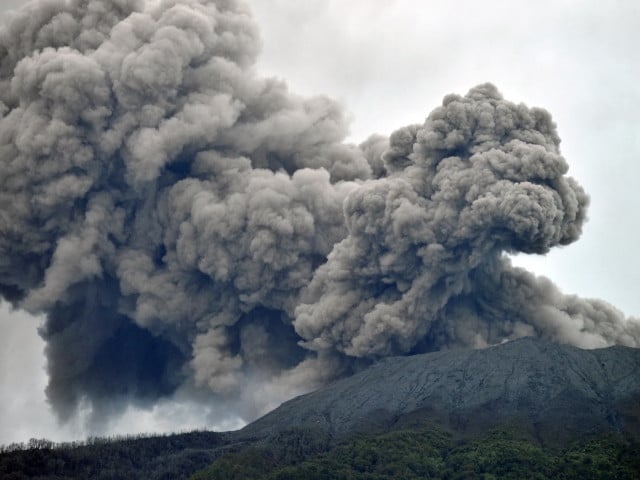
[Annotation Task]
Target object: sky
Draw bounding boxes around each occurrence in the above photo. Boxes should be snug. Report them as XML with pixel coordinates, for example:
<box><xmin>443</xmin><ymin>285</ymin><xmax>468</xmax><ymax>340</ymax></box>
<box><xmin>1</xmin><ymin>0</ymin><xmax>639</xmax><ymax>445</ymax></box>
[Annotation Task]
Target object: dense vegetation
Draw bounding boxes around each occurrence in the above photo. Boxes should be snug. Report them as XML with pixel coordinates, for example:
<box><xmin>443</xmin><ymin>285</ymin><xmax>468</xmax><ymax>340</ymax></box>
<box><xmin>3</xmin><ymin>425</ymin><xmax>639</xmax><ymax>479</ymax></box>
<box><xmin>191</xmin><ymin>427</ymin><xmax>640</xmax><ymax>480</ymax></box>
<box><xmin>0</xmin><ymin>431</ymin><xmax>227</xmax><ymax>480</ymax></box>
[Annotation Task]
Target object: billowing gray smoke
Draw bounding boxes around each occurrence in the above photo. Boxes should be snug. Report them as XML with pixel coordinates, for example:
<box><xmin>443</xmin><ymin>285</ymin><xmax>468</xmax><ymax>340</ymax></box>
<box><xmin>1</xmin><ymin>0</ymin><xmax>639</xmax><ymax>427</ymax></box>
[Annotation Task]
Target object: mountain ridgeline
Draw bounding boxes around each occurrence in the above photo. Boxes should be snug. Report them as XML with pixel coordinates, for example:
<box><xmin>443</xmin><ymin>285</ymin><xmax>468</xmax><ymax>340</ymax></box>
<box><xmin>240</xmin><ymin>337</ymin><xmax>640</xmax><ymax>444</ymax></box>
<box><xmin>2</xmin><ymin>338</ymin><xmax>640</xmax><ymax>479</ymax></box>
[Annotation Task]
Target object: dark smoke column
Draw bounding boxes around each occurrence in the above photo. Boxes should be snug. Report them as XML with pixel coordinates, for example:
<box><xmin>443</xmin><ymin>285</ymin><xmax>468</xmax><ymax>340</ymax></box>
<box><xmin>0</xmin><ymin>0</ymin><xmax>638</xmax><ymax>428</ymax></box>
<box><xmin>0</xmin><ymin>0</ymin><xmax>370</xmax><ymax>424</ymax></box>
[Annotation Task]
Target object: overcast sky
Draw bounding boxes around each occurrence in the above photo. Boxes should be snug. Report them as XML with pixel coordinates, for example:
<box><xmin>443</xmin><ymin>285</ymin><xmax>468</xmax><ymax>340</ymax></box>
<box><xmin>1</xmin><ymin>0</ymin><xmax>639</xmax><ymax>444</ymax></box>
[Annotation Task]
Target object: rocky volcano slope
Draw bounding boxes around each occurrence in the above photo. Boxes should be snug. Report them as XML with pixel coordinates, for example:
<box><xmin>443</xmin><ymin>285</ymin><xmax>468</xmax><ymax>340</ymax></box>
<box><xmin>240</xmin><ymin>338</ymin><xmax>640</xmax><ymax>444</ymax></box>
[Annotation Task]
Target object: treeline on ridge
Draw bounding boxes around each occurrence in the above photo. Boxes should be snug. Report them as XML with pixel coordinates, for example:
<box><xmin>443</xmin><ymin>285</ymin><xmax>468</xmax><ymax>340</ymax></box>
<box><xmin>0</xmin><ymin>430</ymin><xmax>226</xmax><ymax>479</ymax></box>
<box><xmin>191</xmin><ymin>427</ymin><xmax>640</xmax><ymax>480</ymax></box>
<box><xmin>2</xmin><ymin>425</ymin><xmax>640</xmax><ymax>479</ymax></box>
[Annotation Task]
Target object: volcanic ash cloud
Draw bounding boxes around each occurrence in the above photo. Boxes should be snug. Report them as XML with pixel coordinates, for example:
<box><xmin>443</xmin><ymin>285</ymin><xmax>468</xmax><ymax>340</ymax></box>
<box><xmin>0</xmin><ymin>0</ymin><xmax>638</xmax><ymax>426</ymax></box>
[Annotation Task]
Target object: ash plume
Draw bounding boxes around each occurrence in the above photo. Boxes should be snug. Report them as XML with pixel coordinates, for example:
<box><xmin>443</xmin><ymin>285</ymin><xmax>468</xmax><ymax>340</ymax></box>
<box><xmin>1</xmin><ymin>0</ymin><xmax>638</xmax><ymax>427</ymax></box>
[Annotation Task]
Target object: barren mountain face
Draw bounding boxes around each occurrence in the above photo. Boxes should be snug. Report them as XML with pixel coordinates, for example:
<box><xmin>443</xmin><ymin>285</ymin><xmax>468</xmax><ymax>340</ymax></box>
<box><xmin>241</xmin><ymin>338</ymin><xmax>640</xmax><ymax>444</ymax></box>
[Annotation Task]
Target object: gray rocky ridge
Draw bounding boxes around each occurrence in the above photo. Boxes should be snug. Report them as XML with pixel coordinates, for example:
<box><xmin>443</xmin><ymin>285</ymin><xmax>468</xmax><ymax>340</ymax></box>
<box><xmin>240</xmin><ymin>337</ymin><xmax>640</xmax><ymax>444</ymax></box>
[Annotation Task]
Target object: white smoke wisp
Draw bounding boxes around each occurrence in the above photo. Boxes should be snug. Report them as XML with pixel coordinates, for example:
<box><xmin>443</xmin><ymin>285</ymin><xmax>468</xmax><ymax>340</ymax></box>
<box><xmin>0</xmin><ymin>0</ymin><xmax>638</xmax><ymax>428</ymax></box>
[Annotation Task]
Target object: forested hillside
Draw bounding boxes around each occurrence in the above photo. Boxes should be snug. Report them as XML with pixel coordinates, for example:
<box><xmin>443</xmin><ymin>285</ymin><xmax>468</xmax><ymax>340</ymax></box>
<box><xmin>0</xmin><ymin>431</ymin><xmax>227</xmax><ymax>480</ymax></box>
<box><xmin>191</xmin><ymin>427</ymin><xmax>640</xmax><ymax>480</ymax></box>
<box><xmin>3</xmin><ymin>425</ymin><xmax>639</xmax><ymax>480</ymax></box>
